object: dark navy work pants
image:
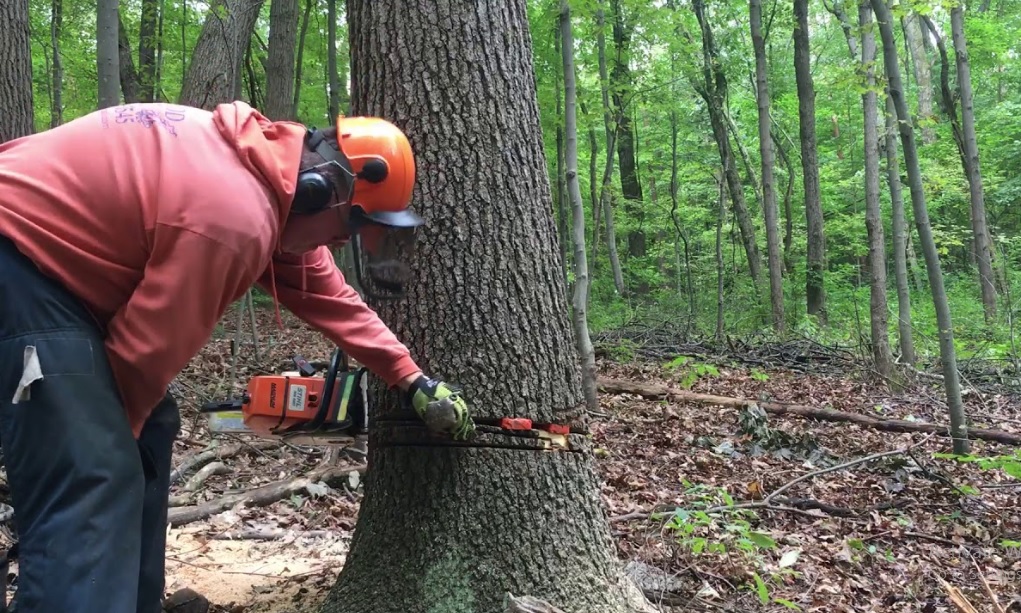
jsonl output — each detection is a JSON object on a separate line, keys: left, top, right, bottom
{"left": 0, "top": 235, "right": 178, "bottom": 613}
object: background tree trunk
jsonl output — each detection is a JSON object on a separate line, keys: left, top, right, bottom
{"left": 118, "top": 14, "right": 142, "bottom": 104}
{"left": 319, "top": 1, "right": 654, "bottom": 611}
{"left": 794, "top": 0, "right": 827, "bottom": 323}
{"left": 97, "top": 0, "right": 121, "bottom": 108}
{"left": 0, "top": 0, "right": 35, "bottom": 142}
{"left": 885, "top": 93, "right": 916, "bottom": 366}
{"left": 50, "top": 0, "right": 64, "bottom": 127}
{"left": 902, "top": 12, "right": 936, "bottom": 144}
{"left": 561, "top": 1, "right": 598, "bottom": 415}
{"left": 750, "top": 0, "right": 785, "bottom": 333}
{"left": 291, "top": 0, "right": 314, "bottom": 118}
{"left": 138, "top": 0, "right": 160, "bottom": 103}
{"left": 596, "top": 4, "right": 627, "bottom": 296}
{"left": 555, "top": 21, "right": 569, "bottom": 284}
{"left": 264, "top": 0, "right": 298, "bottom": 119}
{"left": 610, "top": 0, "right": 645, "bottom": 263}
{"left": 872, "top": 0, "right": 968, "bottom": 455}
{"left": 178, "top": 0, "right": 265, "bottom": 110}
{"left": 860, "top": 1, "right": 894, "bottom": 381}
{"left": 950, "top": 5, "right": 996, "bottom": 323}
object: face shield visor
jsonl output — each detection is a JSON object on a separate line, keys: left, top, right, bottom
{"left": 348, "top": 205, "right": 423, "bottom": 301}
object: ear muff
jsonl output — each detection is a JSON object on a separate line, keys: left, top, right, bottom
{"left": 292, "top": 170, "right": 334, "bottom": 215}
{"left": 290, "top": 127, "right": 355, "bottom": 216}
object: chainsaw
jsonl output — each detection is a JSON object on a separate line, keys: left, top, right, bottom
{"left": 200, "top": 348, "right": 369, "bottom": 446}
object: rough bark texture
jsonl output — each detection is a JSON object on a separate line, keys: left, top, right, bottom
{"left": 320, "top": 3, "right": 652, "bottom": 612}
{"left": 950, "top": 5, "right": 996, "bottom": 322}
{"left": 561, "top": 2, "right": 597, "bottom": 414}
{"left": 693, "top": 0, "right": 761, "bottom": 285}
{"left": 264, "top": 0, "right": 299, "bottom": 120}
{"left": 872, "top": 0, "right": 968, "bottom": 454}
{"left": 902, "top": 12, "right": 936, "bottom": 144}
{"left": 178, "top": 0, "right": 265, "bottom": 110}
{"left": 750, "top": 0, "right": 785, "bottom": 333}
{"left": 860, "top": 1, "right": 893, "bottom": 381}
{"left": 0, "top": 0, "right": 34, "bottom": 142}
{"left": 794, "top": 0, "right": 827, "bottom": 323}
{"left": 885, "top": 93, "right": 916, "bottom": 366}
{"left": 97, "top": 0, "right": 121, "bottom": 108}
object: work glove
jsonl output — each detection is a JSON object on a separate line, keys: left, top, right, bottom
{"left": 406, "top": 375, "right": 476, "bottom": 440}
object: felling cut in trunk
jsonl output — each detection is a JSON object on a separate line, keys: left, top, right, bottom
{"left": 316, "top": 1, "right": 656, "bottom": 612}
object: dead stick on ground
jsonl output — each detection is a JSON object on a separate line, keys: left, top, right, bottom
{"left": 167, "top": 465, "right": 366, "bottom": 527}
{"left": 598, "top": 378, "right": 1021, "bottom": 446}
{"left": 970, "top": 552, "right": 1008, "bottom": 613}
{"left": 170, "top": 441, "right": 279, "bottom": 485}
{"left": 934, "top": 573, "right": 980, "bottom": 613}
{"left": 183, "top": 461, "right": 230, "bottom": 493}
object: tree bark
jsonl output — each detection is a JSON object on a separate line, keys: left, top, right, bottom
{"left": 885, "top": 92, "right": 916, "bottom": 366}
{"left": 872, "top": 0, "right": 968, "bottom": 455}
{"left": 264, "top": 0, "right": 299, "bottom": 120}
{"left": 902, "top": 12, "right": 936, "bottom": 145}
{"left": 50, "top": 0, "right": 64, "bottom": 127}
{"left": 561, "top": 1, "right": 598, "bottom": 415}
{"left": 138, "top": 0, "right": 160, "bottom": 102}
{"left": 97, "top": 0, "right": 121, "bottom": 109}
{"left": 555, "top": 21, "right": 569, "bottom": 284}
{"left": 716, "top": 173, "right": 726, "bottom": 342}
{"left": 178, "top": 0, "right": 266, "bottom": 110}
{"left": 320, "top": 2, "right": 654, "bottom": 612}
{"left": 0, "top": 0, "right": 35, "bottom": 142}
{"left": 794, "top": 0, "right": 827, "bottom": 323}
{"left": 693, "top": 0, "right": 762, "bottom": 285}
{"left": 950, "top": 6, "right": 996, "bottom": 323}
{"left": 772, "top": 128, "right": 795, "bottom": 274}
{"left": 327, "top": 0, "right": 342, "bottom": 117}
{"left": 860, "top": 1, "right": 894, "bottom": 382}
{"left": 751, "top": 0, "right": 785, "bottom": 334}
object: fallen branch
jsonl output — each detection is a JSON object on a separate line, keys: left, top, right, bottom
{"left": 934, "top": 573, "right": 980, "bottom": 613}
{"left": 167, "top": 464, "right": 366, "bottom": 527}
{"left": 211, "top": 529, "right": 334, "bottom": 541}
{"left": 598, "top": 378, "right": 1021, "bottom": 446}
{"left": 170, "top": 441, "right": 279, "bottom": 485}
{"left": 183, "top": 461, "right": 230, "bottom": 493}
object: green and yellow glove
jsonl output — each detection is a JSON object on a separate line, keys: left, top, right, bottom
{"left": 406, "top": 375, "right": 476, "bottom": 440}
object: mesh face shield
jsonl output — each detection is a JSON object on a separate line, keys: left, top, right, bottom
{"left": 349, "top": 207, "right": 421, "bottom": 300}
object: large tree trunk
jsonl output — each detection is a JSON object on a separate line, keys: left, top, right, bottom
{"left": 0, "top": 0, "right": 35, "bottom": 142}
{"left": 561, "top": 1, "right": 598, "bottom": 415}
{"left": 885, "top": 93, "right": 916, "bottom": 366}
{"left": 750, "top": 0, "right": 785, "bottom": 333}
{"left": 50, "top": 0, "right": 64, "bottom": 127}
{"left": 950, "top": 6, "right": 996, "bottom": 322}
{"left": 319, "top": 2, "right": 653, "bottom": 612}
{"left": 794, "top": 0, "right": 827, "bottom": 323}
{"left": 178, "top": 0, "right": 266, "bottom": 110}
{"left": 902, "top": 12, "right": 936, "bottom": 145}
{"left": 138, "top": 0, "right": 160, "bottom": 103}
{"left": 693, "top": 0, "right": 762, "bottom": 285}
{"left": 872, "top": 0, "right": 968, "bottom": 455}
{"left": 264, "top": 0, "right": 298, "bottom": 119}
{"left": 97, "top": 0, "right": 121, "bottom": 108}
{"left": 860, "top": 2, "right": 894, "bottom": 382}
{"left": 118, "top": 14, "right": 142, "bottom": 104}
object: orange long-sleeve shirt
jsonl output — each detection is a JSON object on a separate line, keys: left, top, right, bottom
{"left": 0, "top": 101, "right": 419, "bottom": 437}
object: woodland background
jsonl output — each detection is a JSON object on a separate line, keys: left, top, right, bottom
{"left": 1, "top": 1, "right": 1020, "bottom": 612}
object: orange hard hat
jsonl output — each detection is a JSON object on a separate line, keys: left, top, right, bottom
{"left": 336, "top": 116, "right": 423, "bottom": 228}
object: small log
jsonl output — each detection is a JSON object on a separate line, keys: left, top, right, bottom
{"left": 167, "top": 464, "right": 366, "bottom": 527}
{"left": 598, "top": 378, "right": 1021, "bottom": 446}
{"left": 182, "top": 461, "right": 229, "bottom": 493}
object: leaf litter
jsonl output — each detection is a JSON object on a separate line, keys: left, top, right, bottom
{"left": 3, "top": 305, "right": 1017, "bottom": 612}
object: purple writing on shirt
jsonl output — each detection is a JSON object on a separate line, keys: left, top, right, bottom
{"left": 101, "top": 105, "right": 188, "bottom": 137}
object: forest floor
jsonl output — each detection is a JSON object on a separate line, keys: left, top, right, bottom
{"left": 3, "top": 306, "right": 1019, "bottom": 612}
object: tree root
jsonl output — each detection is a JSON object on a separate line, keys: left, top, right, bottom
{"left": 167, "top": 464, "right": 365, "bottom": 527}
{"left": 598, "top": 378, "right": 1021, "bottom": 446}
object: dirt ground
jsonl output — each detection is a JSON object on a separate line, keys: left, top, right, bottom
{"left": 3, "top": 308, "right": 1019, "bottom": 612}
